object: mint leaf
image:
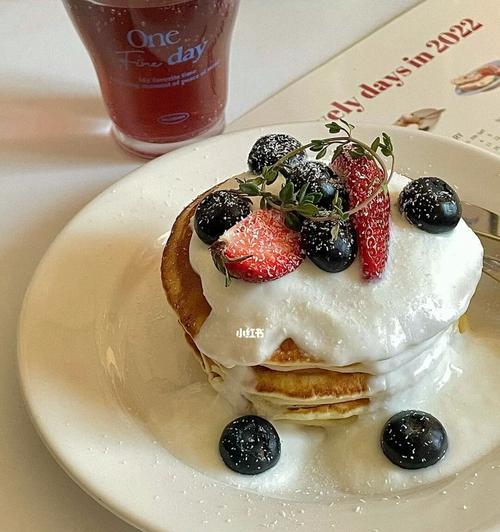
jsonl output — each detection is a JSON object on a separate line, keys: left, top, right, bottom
{"left": 239, "top": 182, "right": 260, "bottom": 196}
{"left": 284, "top": 212, "right": 301, "bottom": 231}
{"left": 279, "top": 181, "right": 294, "bottom": 203}
{"left": 297, "top": 183, "right": 309, "bottom": 204}
{"left": 371, "top": 137, "right": 380, "bottom": 152}
{"left": 296, "top": 203, "right": 319, "bottom": 216}
{"left": 316, "top": 147, "right": 327, "bottom": 160}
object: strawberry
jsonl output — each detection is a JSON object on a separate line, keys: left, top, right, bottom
{"left": 210, "top": 209, "right": 304, "bottom": 284}
{"left": 331, "top": 146, "right": 390, "bottom": 279}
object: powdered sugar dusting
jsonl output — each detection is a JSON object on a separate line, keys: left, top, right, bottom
{"left": 247, "top": 134, "right": 306, "bottom": 174}
{"left": 195, "top": 190, "right": 251, "bottom": 244}
{"left": 190, "top": 173, "right": 483, "bottom": 368}
{"left": 331, "top": 147, "right": 390, "bottom": 279}
{"left": 219, "top": 209, "right": 305, "bottom": 283}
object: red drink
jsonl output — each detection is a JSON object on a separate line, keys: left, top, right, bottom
{"left": 63, "top": 0, "right": 238, "bottom": 157}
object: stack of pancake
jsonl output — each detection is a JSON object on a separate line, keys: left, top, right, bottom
{"left": 161, "top": 181, "right": 464, "bottom": 424}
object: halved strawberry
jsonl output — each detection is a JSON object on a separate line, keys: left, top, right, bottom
{"left": 331, "top": 146, "right": 390, "bottom": 279}
{"left": 210, "top": 209, "right": 304, "bottom": 284}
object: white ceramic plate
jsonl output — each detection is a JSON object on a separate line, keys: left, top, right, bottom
{"left": 18, "top": 123, "right": 500, "bottom": 532}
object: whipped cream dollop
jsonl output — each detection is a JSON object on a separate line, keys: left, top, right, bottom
{"left": 189, "top": 173, "right": 483, "bottom": 368}
{"left": 211, "top": 324, "right": 454, "bottom": 406}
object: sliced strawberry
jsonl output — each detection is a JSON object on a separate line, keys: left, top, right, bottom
{"left": 331, "top": 146, "right": 390, "bottom": 279}
{"left": 210, "top": 209, "right": 304, "bottom": 284}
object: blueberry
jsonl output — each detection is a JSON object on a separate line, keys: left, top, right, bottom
{"left": 286, "top": 161, "right": 349, "bottom": 210}
{"left": 381, "top": 410, "right": 448, "bottom": 469}
{"left": 219, "top": 415, "right": 281, "bottom": 475}
{"left": 247, "top": 134, "right": 306, "bottom": 174}
{"left": 301, "top": 219, "right": 357, "bottom": 273}
{"left": 194, "top": 190, "right": 251, "bottom": 245}
{"left": 399, "top": 177, "right": 461, "bottom": 233}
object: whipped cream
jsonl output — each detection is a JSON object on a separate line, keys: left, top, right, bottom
{"left": 189, "top": 173, "right": 483, "bottom": 369}
{"left": 140, "top": 333, "right": 500, "bottom": 497}
{"left": 207, "top": 324, "right": 453, "bottom": 414}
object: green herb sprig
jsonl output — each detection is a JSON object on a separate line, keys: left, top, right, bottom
{"left": 237, "top": 120, "right": 395, "bottom": 229}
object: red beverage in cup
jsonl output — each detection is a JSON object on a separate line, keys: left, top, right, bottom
{"left": 63, "top": 0, "right": 239, "bottom": 157}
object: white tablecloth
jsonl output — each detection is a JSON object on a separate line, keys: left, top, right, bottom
{"left": 0, "top": 0, "right": 420, "bottom": 529}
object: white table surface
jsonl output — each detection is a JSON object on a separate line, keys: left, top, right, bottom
{"left": 1, "top": 0, "right": 421, "bottom": 530}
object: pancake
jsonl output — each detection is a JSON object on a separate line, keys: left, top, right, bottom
{"left": 161, "top": 179, "right": 359, "bottom": 369}
{"left": 183, "top": 330, "right": 371, "bottom": 422}
{"left": 161, "top": 181, "right": 373, "bottom": 422}
{"left": 161, "top": 179, "right": 467, "bottom": 423}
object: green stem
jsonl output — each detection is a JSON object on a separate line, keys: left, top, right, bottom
{"left": 266, "top": 136, "right": 394, "bottom": 222}
{"left": 271, "top": 136, "right": 351, "bottom": 169}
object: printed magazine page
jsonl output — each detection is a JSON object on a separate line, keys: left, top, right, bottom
{"left": 228, "top": 0, "right": 500, "bottom": 155}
